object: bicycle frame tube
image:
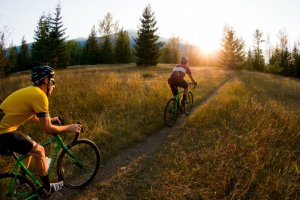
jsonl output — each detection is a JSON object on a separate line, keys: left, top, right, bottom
{"left": 175, "top": 89, "right": 186, "bottom": 105}
{"left": 44, "top": 135, "right": 83, "bottom": 169}
{"left": 13, "top": 155, "right": 41, "bottom": 186}
{"left": 177, "top": 89, "right": 191, "bottom": 104}
{"left": 41, "top": 135, "right": 65, "bottom": 174}
{"left": 8, "top": 155, "right": 40, "bottom": 199}
{"left": 11, "top": 135, "right": 68, "bottom": 187}
{"left": 7, "top": 134, "right": 82, "bottom": 199}
{"left": 62, "top": 142, "right": 84, "bottom": 168}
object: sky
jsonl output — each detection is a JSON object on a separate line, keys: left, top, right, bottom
{"left": 1, "top": 0, "right": 300, "bottom": 54}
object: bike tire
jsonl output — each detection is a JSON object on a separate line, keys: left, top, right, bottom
{"left": 164, "top": 98, "right": 179, "bottom": 127}
{"left": 185, "top": 91, "right": 194, "bottom": 114}
{"left": 0, "top": 173, "right": 38, "bottom": 200}
{"left": 57, "top": 139, "right": 100, "bottom": 189}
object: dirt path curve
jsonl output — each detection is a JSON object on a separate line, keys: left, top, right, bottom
{"left": 51, "top": 73, "right": 234, "bottom": 200}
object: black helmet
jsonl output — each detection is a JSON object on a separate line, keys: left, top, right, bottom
{"left": 31, "top": 66, "right": 55, "bottom": 85}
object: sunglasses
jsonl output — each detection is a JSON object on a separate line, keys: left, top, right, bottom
{"left": 50, "top": 78, "right": 55, "bottom": 86}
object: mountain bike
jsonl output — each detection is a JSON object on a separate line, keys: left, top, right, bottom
{"left": 164, "top": 83, "right": 197, "bottom": 127}
{"left": 0, "top": 117, "right": 101, "bottom": 199}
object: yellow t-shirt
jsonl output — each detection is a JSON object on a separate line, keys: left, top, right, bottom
{"left": 0, "top": 86, "right": 49, "bottom": 134}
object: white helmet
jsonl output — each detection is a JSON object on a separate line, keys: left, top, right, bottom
{"left": 180, "top": 56, "right": 188, "bottom": 64}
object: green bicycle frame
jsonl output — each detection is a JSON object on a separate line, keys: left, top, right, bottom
{"left": 7, "top": 134, "right": 82, "bottom": 199}
{"left": 174, "top": 89, "right": 190, "bottom": 108}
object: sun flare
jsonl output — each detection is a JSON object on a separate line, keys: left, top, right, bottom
{"left": 191, "top": 37, "right": 220, "bottom": 55}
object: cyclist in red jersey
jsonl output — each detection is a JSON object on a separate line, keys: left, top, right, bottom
{"left": 168, "top": 56, "right": 197, "bottom": 110}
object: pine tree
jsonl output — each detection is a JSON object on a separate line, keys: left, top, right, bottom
{"left": 66, "top": 40, "right": 82, "bottom": 66}
{"left": 7, "top": 45, "right": 18, "bottom": 74}
{"left": 245, "top": 48, "right": 254, "bottom": 70}
{"left": 278, "top": 30, "right": 292, "bottom": 76}
{"left": 219, "top": 25, "right": 245, "bottom": 69}
{"left": 100, "top": 37, "right": 114, "bottom": 64}
{"left": 114, "top": 29, "right": 133, "bottom": 63}
{"left": 32, "top": 4, "right": 67, "bottom": 68}
{"left": 31, "top": 13, "right": 51, "bottom": 66}
{"left": 81, "top": 26, "right": 100, "bottom": 64}
{"left": 48, "top": 3, "right": 68, "bottom": 68}
{"left": 252, "top": 29, "right": 265, "bottom": 71}
{"left": 291, "top": 43, "right": 300, "bottom": 77}
{"left": 160, "top": 37, "right": 180, "bottom": 64}
{"left": 186, "top": 43, "right": 203, "bottom": 65}
{"left": 268, "top": 47, "right": 283, "bottom": 74}
{"left": 134, "top": 4, "right": 162, "bottom": 66}
{"left": 0, "top": 30, "right": 7, "bottom": 76}
{"left": 99, "top": 12, "right": 118, "bottom": 64}
{"left": 18, "top": 37, "right": 31, "bottom": 71}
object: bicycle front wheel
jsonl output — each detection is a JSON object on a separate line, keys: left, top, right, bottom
{"left": 57, "top": 139, "right": 100, "bottom": 189}
{"left": 0, "top": 173, "right": 38, "bottom": 200}
{"left": 164, "top": 98, "right": 179, "bottom": 127}
{"left": 185, "top": 91, "right": 194, "bottom": 114}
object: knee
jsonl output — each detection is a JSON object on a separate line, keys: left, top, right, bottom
{"left": 31, "top": 144, "right": 45, "bottom": 158}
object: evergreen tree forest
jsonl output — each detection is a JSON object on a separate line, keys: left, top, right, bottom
{"left": 0, "top": 3, "right": 300, "bottom": 80}
{"left": 220, "top": 25, "right": 300, "bottom": 78}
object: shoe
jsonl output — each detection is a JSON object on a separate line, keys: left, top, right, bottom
{"left": 50, "top": 181, "right": 64, "bottom": 193}
{"left": 39, "top": 181, "right": 63, "bottom": 198}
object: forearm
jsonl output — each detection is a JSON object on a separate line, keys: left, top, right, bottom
{"left": 189, "top": 74, "right": 196, "bottom": 84}
{"left": 44, "top": 124, "right": 74, "bottom": 135}
{"left": 39, "top": 117, "right": 80, "bottom": 135}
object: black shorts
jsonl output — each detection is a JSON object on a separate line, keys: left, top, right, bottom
{"left": 168, "top": 77, "right": 188, "bottom": 96}
{"left": 0, "top": 132, "right": 34, "bottom": 155}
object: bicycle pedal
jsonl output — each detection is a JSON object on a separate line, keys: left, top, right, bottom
{"left": 38, "top": 188, "right": 52, "bottom": 199}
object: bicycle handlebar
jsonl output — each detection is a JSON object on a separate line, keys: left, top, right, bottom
{"left": 188, "top": 82, "right": 197, "bottom": 89}
{"left": 53, "top": 115, "right": 83, "bottom": 144}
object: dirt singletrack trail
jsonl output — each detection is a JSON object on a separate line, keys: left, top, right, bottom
{"left": 50, "top": 73, "right": 235, "bottom": 200}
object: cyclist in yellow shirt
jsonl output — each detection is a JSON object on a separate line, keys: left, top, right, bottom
{"left": 0, "top": 65, "right": 82, "bottom": 196}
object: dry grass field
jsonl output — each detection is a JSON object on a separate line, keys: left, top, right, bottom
{"left": 0, "top": 64, "right": 229, "bottom": 165}
{"left": 71, "top": 69, "right": 299, "bottom": 200}
{"left": 1, "top": 65, "right": 298, "bottom": 199}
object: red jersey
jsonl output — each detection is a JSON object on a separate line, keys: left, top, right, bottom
{"left": 170, "top": 64, "right": 191, "bottom": 80}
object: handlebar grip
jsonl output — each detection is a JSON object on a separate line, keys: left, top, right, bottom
{"left": 59, "top": 116, "right": 65, "bottom": 125}
{"left": 193, "top": 82, "right": 197, "bottom": 89}
{"left": 77, "top": 122, "right": 84, "bottom": 133}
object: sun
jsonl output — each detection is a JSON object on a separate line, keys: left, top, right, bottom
{"left": 192, "top": 38, "right": 220, "bottom": 55}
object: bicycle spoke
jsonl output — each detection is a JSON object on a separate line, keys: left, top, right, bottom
{"left": 0, "top": 173, "right": 37, "bottom": 200}
{"left": 57, "top": 139, "right": 100, "bottom": 189}
{"left": 164, "top": 98, "right": 179, "bottom": 127}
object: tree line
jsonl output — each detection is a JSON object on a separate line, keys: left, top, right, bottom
{"left": 219, "top": 25, "right": 300, "bottom": 78}
{"left": 1, "top": 4, "right": 300, "bottom": 79}
{"left": 0, "top": 4, "right": 163, "bottom": 75}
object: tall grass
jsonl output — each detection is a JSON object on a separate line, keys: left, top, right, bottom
{"left": 84, "top": 70, "right": 300, "bottom": 199}
{"left": 0, "top": 65, "right": 230, "bottom": 171}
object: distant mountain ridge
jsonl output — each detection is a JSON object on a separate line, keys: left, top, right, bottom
{"left": 70, "top": 29, "right": 167, "bottom": 48}
{"left": 15, "top": 30, "right": 169, "bottom": 52}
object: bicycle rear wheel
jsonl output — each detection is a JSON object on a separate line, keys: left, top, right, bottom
{"left": 164, "top": 98, "right": 179, "bottom": 127}
{"left": 0, "top": 173, "right": 37, "bottom": 200}
{"left": 57, "top": 139, "right": 100, "bottom": 189}
{"left": 185, "top": 91, "right": 194, "bottom": 114}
